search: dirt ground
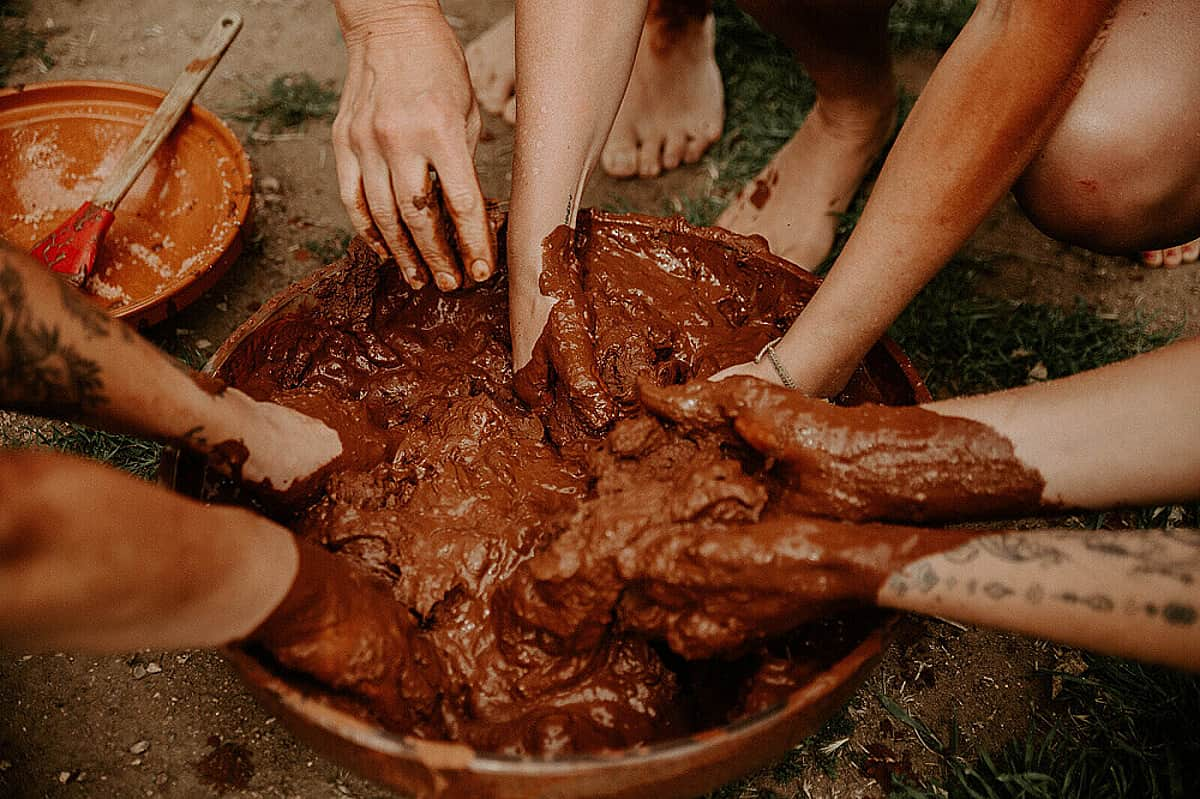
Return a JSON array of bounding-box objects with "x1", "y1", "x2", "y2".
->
[{"x1": 1, "y1": 1, "x2": 1197, "y2": 798}]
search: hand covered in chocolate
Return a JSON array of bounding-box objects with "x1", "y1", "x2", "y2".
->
[
  {"x1": 507, "y1": 417, "x2": 976, "y2": 658},
  {"x1": 640, "y1": 377, "x2": 1047, "y2": 522},
  {"x1": 247, "y1": 540, "x2": 441, "y2": 730},
  {"x1": 513, "y1": 224, "x2": 619, "y2": 433}
]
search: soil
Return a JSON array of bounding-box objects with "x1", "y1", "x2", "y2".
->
[{"x1": 0, "y1": 1, "x2": 1196, "y2": 798}]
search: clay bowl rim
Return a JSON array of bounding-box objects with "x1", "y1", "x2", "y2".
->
[
  {"x1": 0, "y1": 79, "x2": 253, "y2": 327},
  {"x1": 177, "y1": 210, "x2": 931, "y2": 777}
]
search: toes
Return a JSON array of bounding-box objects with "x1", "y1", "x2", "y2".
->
[
  {"x1": 1163, "y1": 246, "x2": 1183, "y2": 267},
  {"x1": 1182, "y1": 238, "x2": 1200, "y2": 264},
  {"x1": 662, "y1": 131, "x2": 688, "y2": 171},
  {"x1": 682, "y1": 134, "x2": 709, "y2": 165},
  {"x1": 601, "y1": 126, "x2": 640, "y2": 178},
  {"x1": 502, "y1": 95, "x2": 517, "y2": 125},
  {"x1": 474, "y1": 73, "x2": 514, "y2": 116},
  {"x1": 1141, "y1": 249, "x2": 1165, "y2": 268},
  {"x1": 637, "y1": 137, "x2": 664, "y2": 178}
]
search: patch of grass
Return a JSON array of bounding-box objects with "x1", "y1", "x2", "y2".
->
[
  {"x1": 0, "y1": 1, "x2": 53, "y2": 85},
  {"x1": 234, "y1": 72, "x2": 338, "y2": 132},
  {"x1": 889, "y1": 0, "x2": 978, "y2": 51},
  {"x1": 888, "y1": 255, "x2": 1178, "y2": 399},
  {"x1": 881, "y1": 655, "x2": 1200, "y2": 798},
  {"x1": 30, "y1": 425, "x2": 162, "y2": 480},
  {"x1": 301, "y1": 230, "x2": 353, "y2": 264}
]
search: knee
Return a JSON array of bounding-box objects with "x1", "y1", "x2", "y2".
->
[{"x1": 1016, "y1": 108, "x2": 1200, "y2": 253}]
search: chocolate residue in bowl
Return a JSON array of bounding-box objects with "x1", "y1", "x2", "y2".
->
[{"x1": 218, "y1": 210, "x2": 904, "y2": 756}]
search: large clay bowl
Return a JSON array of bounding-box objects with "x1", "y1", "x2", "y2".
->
[
  {"x1": 165, "y1": 210, "x2": 930, "y2": 799},
  {"x1": 0, "y1": 81, "x2": 252, "y2": 327}
]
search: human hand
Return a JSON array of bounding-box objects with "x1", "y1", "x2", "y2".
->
[
  {"x1": 247, "y1": 540, "x2": 440, "y2": 727},
  {"x1": 512, "y1": 227, "x2": 618, "y2": 433},
  {"x1": 332, "y1": 3, "x2": 495, "y2": 291},
  {"x1": 640, "y1": 377, "x2": 1045, "y2": 522}
]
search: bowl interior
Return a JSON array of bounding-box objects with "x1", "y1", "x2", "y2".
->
[
  {"x1": 0, "y1": 80, "x2": 252, "y2": 326},
  {"x1": 165, "y1": 210, "x2": 930, "y2": 798}
]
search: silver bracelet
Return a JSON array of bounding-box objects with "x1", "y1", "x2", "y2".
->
[{"x1": 754, "y1": 336, "x2": 797, "y2": 390}]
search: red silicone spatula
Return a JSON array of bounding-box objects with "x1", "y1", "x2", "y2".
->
[{"x1": 30, "y1": 11, "x2": 243, "y2": 286}]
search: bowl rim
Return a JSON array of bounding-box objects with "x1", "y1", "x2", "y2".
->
[{"x1": 0, "y1": 79, "x2": 253, "y2": 327}]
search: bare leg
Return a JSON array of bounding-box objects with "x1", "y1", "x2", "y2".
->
[
  {"x1": 1015, "y1": 0, "x2": 1200, "y2": 267},
  {"x1": 466, "y1": 1, "x2": 724, "y2": 177},
  {"x1": 717, "y1": 0, "x2": 898, "y2": 271}
]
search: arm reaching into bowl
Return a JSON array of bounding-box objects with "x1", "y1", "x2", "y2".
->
[
  {"x1": 711, "y1": 1, "x2": 1117, "y2": 395},
  {"x1": 643, "y1": 335, "x2": 1200, "y2": 521},
  {"x1": 504, "y1": 0, "x2": 647, "y2": 426},
  {"x1": 0, "y1": 448, "x2": 430, "y2": 720},
  {"x1": 0, "y1": 244, "x2": 341, "y2": 494},
  {"x1": 330, "y1": 0, "x2": 496, "y2": 292},
  {"x1": 515, "y1": 507, "x2": 1200, "y2": 671}
]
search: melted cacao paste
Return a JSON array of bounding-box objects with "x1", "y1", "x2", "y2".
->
[{"x1": 221, "y1": 210, "x2": 910, "y2": 755}]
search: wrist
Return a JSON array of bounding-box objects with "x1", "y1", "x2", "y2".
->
[{"x1": 335, "y1": 0, "x2": 445, "y2": 45}]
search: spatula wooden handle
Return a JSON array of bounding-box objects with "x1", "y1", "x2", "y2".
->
[{"x1": 92, "y1": 11, "x2": 243, "y2": 210}]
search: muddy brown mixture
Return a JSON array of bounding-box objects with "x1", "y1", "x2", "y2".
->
[{"x1": 220, "y1": 210, "x2": 906, "y2": 756}]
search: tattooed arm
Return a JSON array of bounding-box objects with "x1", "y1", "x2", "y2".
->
[
  {"x1": 0, "y1": 244, "x2": 340, "y2": 491},
  {"x1": 881, "y1": 527, "x2": 1200, "y2": 671}
]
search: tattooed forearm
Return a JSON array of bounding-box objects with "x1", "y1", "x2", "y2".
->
[
  {"x1": 885, "y1": 528, "x2": 1200, "y2": 632},
  {"x1": 0, "y1": 259, "x2": 108, "y2": 417}
]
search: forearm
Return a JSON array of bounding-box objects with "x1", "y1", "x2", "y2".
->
[
  {"x1": 778, "y1": 0, "x2": 1116, "y2": 394},
  {"x1": 0, "y1": 246, "x2": 212, "y2": 433},
  {"x1": 929, "y1": 335, "x2": 1200, "y2": 509},
  {"x1": 0, "y1": 450, "x2": 297, "y2": 653},
  {"x1": 507, "y1": 0, "x2": 647, "y2": 367},
  {"x1": 880, "y1": 527, "x2": 1200, "y2": 672}
]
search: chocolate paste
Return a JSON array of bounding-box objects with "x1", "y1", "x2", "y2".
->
[{"x1": 219, "y1": 210, "x2": 983, "y2": 756}]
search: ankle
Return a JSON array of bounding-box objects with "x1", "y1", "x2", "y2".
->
[{"x1": 811, "y1": 89, "x2": 898, "y2": 143}]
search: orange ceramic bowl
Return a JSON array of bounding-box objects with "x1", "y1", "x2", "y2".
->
[
  {"x1": 164, "y1": 211, "x2": 931, "y2": 799},
  {"x1": 0, "y1": 80, "x2": 252, "y2": 327}
]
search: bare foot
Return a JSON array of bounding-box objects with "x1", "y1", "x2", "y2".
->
[
  {"x1": 600, "y1": 10, "x2": 724, "y2": 178},
  {"x1": 717, "y1": 97, "x2": 897, "y2": 271},
  {"x1": 1140, "y1": 237, "x2": 1200, "y2": 268},
  {"x1": 465, "y1": 14, "x2": 517, "y2": 124},
  {"x1": 465, "y1": 9, "x2": 724, "y2": 177}
]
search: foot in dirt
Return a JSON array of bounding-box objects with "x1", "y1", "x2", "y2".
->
[
  {"x1": 465, "y1": 9, "x2": 724, "y2": 178},
  {"x1": 1140, "y1": 237, "x2": 1200, "y2": 267},
  {"x1": 716, "y1": 96, "x2": 897, "y2": 271},
  {"x1": 465, "y1": 13, "x2": 517, "y2": 124},
  {"x1": 599, "y1": 10, "x2": 724, "y2": 178}
]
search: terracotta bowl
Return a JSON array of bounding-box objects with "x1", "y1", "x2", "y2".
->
[
  {"x1": 163, "y1": 211, "x2": 930, "y2": 799},
  {"x1": 0, "y1": 80, "x2": 252, "y2": 327}
]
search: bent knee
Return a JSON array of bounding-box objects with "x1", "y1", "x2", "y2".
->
[{"x1": 1017, "y1": 125, "x2": 1200, "y2": 252}]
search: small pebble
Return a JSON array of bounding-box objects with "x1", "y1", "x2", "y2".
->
[
  {"x1": 146, "y1": 662, "x2": 162, "y2": 674},
  {"x1": 0, "y1": 759, "x2": 11, "y2": 770},
  {"x1": 130, "y1": 758, "x2": 142, "y2": 767},
  {"x1": 58, "y1": 771, "x2": 71, "y2": 784},
  {"x1": 258, "y1": 176, "x2": 281, "y2": 194},
  {"x1": 156, "y1": 773, "x2": 168, "y2": 786},
  {"x1": 195, "y1": 339, "x2": 212, "y2": 350},
  {"x1": 130, "y1": 740, "x2": 151, "y2": 755},
  {"x1": 132, "y1": 664, "x2": 148, "y2": 680}
]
